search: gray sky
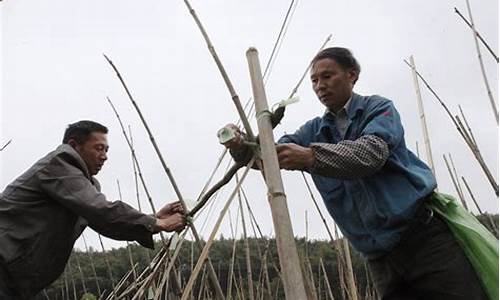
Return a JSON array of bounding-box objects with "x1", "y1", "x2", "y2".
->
[{"x1": 1, "y1": 0, "x2": 498, "y2": 252}]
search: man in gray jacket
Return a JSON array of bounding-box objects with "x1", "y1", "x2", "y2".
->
[{"x1": 0, "y1": 120, "x2": 186, "y2": 299}]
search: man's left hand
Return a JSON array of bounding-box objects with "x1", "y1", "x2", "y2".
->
[{"x1": 276, "y1": 143, "x2": 315, "y2": 171}]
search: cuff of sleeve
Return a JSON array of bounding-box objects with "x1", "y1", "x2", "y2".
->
[{"x1": 137, "y1": 216, "x2": 156, "y2": 249}]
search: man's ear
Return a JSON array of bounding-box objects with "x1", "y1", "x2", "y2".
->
[
  {"x1": 348, "y1": 69, "x2": 358, "y2": 85},
  {"x1": 67, "y1": 139, "x2": 79, "y2": 150}
]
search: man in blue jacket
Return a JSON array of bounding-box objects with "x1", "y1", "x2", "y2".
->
[{"x1": 223, "y1": 47, "x2": 486, "y2": 299}]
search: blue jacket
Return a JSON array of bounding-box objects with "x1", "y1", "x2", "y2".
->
[{"x1": 279, "y1": 93, "x2": 437, "y2": 257}]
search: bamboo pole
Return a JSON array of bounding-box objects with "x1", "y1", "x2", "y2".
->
[
  {"x1": 82, "y1": 233, "x2": 101, "y2": 296},
  {"x1": 0, "y1": 139, "x2": 12, "y2": 151},
  {"x1": 461, "y1": 176, "x2": 498, "y2": 236},
  {"x1": 181, "y1": 0, "x2": 255, "y2": 141},
  {"x1": 227, "y1": 208, "x2": 240, "y2": 300},
  {"x1": 403, "y1": 60, "x2": 499, "y2": 196},
  {"x1": 443, "y1": 154, "x2": 468, "y2": 209},
  {"x1": 103, "y1": 63, "x2": 224, "y2": 300},
  {"x1": 448, "y1": 154, "x2": 468, "y2": 210},
  {"x1": 97, "y1": 235, "x2": 115, "y2": 291},
  {"x1": 464, "y1": 0, "x2": 499, "y2": 123},
  {"x1": 73, "y1": 252, "x2": 88, "y2": 295},
  {"x1": 66, "y1": 260, "x2": 78, "y2": 300},
  {"x1": 342, "y1": 239, "x2": 358, "y2": 300},
  {"x1": 181, "y1": 161, "x2": 254, "y2": 300},
  {"x1": 409, "y1": 55, "x2": 436, "y2": 175},
  {"x1": 236, "y1": 174, "x2": 255, "y2": 300},
  {"x1": 320, "y1": 258, "x2": 335, "y2": 300},
  {"x1": 246, "y1": 47, "x2": 307, "y2": 300},
  {"x1": 454, "y1": 7, "x2": 499, "y2": 63}
]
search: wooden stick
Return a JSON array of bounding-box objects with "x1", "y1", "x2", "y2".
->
[
  {"x1": 409, "y1": 55, "x2": 436, "y2": 175},
  {"x1": 247, "y1": 47, "x2": 307, "y2": 300},
  {"x1": 464, "y1": 0, "x2": 499, "y2": 123},
  {"x1": 454, "y1": 7, "x2": 499, "y2": 63},
  {"x1": 98, "y1": 235, "x2": 115, "y2": 290},
  {"x1": 342, "y1": 239, "x2": 358, "y2": 300},
  {"x1": 226, "y1": 208, "x2": 240, "y2": 300}
]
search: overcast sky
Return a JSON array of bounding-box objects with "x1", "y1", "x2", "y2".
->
[{"x1": 1, "y1": 0, "x2": 498, "y2": 252}]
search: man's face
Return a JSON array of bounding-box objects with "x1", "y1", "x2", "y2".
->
[
  {"x1": 310, "y1": 58, "x2": 357, "y2": 112},
  {"x1": 71, "y1": 132, "x2": 109, "y2": 176}
]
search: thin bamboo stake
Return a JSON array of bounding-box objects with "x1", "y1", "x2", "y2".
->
[
  {"x1": 66, "y1": 260, "x2": 78, "y2": 300},
  {"x1": 458, "y1": 106, "x2": 478, "y2": 147},
  {"x1": 103, "y1": 61, "x2": 224, "y2": 300},
  {"x1": 0, "y1": 139, "x2": 12, "y2": 151},
  {"x1": 247, "y1": 47, "x2": 307, "y2": 300},
  {"x1": 443, "y1": 154, "x2": 468, "y2": 209},
  {"x1": 98, "y1": 235, "x2": 115, "y2": 290},
  {"x1": 82, "y1": 233, "x2": 101, "y2": 296},
  {"x1": 182, "y1": 0, "x2": 255, "y2": 141},
  {"x1": 181, "y1": 161, "x2": 254, "y2": 300},
  {"x1": 464, "y1": 0, "x2": 499, "y2": 123},
  {"x1": 415, "y1": 141, "x2": 420, "y2": 158},
  {"x1": 461, "y1": 176, "x2": 498, "y2": 236},
  {"x1": 236, "y1": 174, "x2": 255, "y2": 300},
  {"x1": 73, "y1": 252, "x2": 88, "y2": 295},
  {"x1": 454, "y1": 7, "x2": 499, "y2": 63},
  {"x1": 63, "y1": 268, "x2": 70, "y2": 300},
  {"x1": 403, "y1": 60, "x2": 499, "y2": 196},
  {"x1": 448, "y1": 154, "x2": 468, "y2": 210},
  {"x1": 409, "y1": 55, "x2": 436, "y2": 175},
  {"x1": 227, "y1": 207, "x2": 241, "y2": 300},
  {"x1": 319, "y1": 258, "x2": 335, "y2": 300}
]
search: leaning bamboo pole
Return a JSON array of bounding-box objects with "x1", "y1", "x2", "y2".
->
[
  {"x1": 448, "y1": 154, "x2": 468, "y2": 210},
  {"x1": 116, "y1": 179, "x2": 138, "y2": 282},
  {"x1": 0, "y1": 139, "x2": 12, "y2": 151},
  {"x1": 461, "y1": 176, "x2": 498, "y2": 236},
  {"x1": 319, "y1": 258, "x2": 335, "y2": 300},
  {"x1": 104, "y1": 61, "x2": 224, "y2": 300},
  {"x1": 246, "y1": 47, "x2": 307, "y2": 300},
  {"x1": 443, "y1": 154, "x2": 468, "y2": 209},
  {"x1": 454, "y1": 7, "x2": 499, "y2": 63},
  {"x1": 464, "y1": 0, "x2": 498, "y2": 123},
  {"x1": 409, "y1": 55, "x2": 436, "y2": 175},
  {"x1": 181, "y1": 161, "x2": 254, "y2": 300},
  {"x1": 66, "y1": 260, "x2": 78, "y2": 300},
  {"x1": 403, "y1": 60, "x2": 499, "y2": 196},
  {"x1": 342, "y1": 239, "x2": 358, "y2": 300},
  {"x1": 227, "y1": 208, "x2": 240, "y2": 300},
  {"x1": 236, "y1": 174, "x2": 255, "y2": 300}
]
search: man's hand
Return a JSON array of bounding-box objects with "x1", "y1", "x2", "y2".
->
[
  {"x1": 276, "y1": 143, "x2": 315, "y2": 171},
  {"x1": 154, "y1": 213, "x2": 186, "y2": 233},
  {"x1": 221, "y1": 123, "x2": 245, "y2": 150},
  {"x1": 156, "y1": 201, "x2": 184, "y2": 219},
  {"x1": 153, "y1": 201, "x2": 187, "y2": 233}
]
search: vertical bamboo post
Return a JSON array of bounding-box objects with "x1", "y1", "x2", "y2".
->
[
  {"x1": 342, "y1": 239, "x2": 358, "y2": 300},
  {"x1": 448, "y1": 154, "x2": 468, "y2": 210},
  {"x1": 246, "y1": 47, "x2": 307, "y2": 300},
  {"x1": 409, "y1": 55, "x2": 436, "y2": 175},
  {"x1": 465, "y1": 0, "x2": 498, "y2": 123}
]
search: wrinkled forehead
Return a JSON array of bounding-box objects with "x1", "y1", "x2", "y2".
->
[{"x1": 310, "y1": 58, "x2": 340, "y2": 76}]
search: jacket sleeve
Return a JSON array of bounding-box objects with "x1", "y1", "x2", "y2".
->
[{"x1": 37, "y1": 153, "x2": 156, "y2": 249}]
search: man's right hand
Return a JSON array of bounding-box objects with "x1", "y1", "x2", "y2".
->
[
  {"x1": 221, "y1": 123, "x2": 245, "y2": 150},
  {"x1": 153, "y1": 213, "x2": 186, "y2": 233}
]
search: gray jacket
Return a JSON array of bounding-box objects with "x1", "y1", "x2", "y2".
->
[{"x1": 0, "y1": 144, "x2": 156, "y2": 299}]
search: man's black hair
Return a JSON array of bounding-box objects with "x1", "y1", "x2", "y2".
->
[
  {"x1": 312, "y1": 47, "x2": 361, "y2": 83},
  {"x1": 62, "y1": 120, "x2": 108, "y2": 144}
]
